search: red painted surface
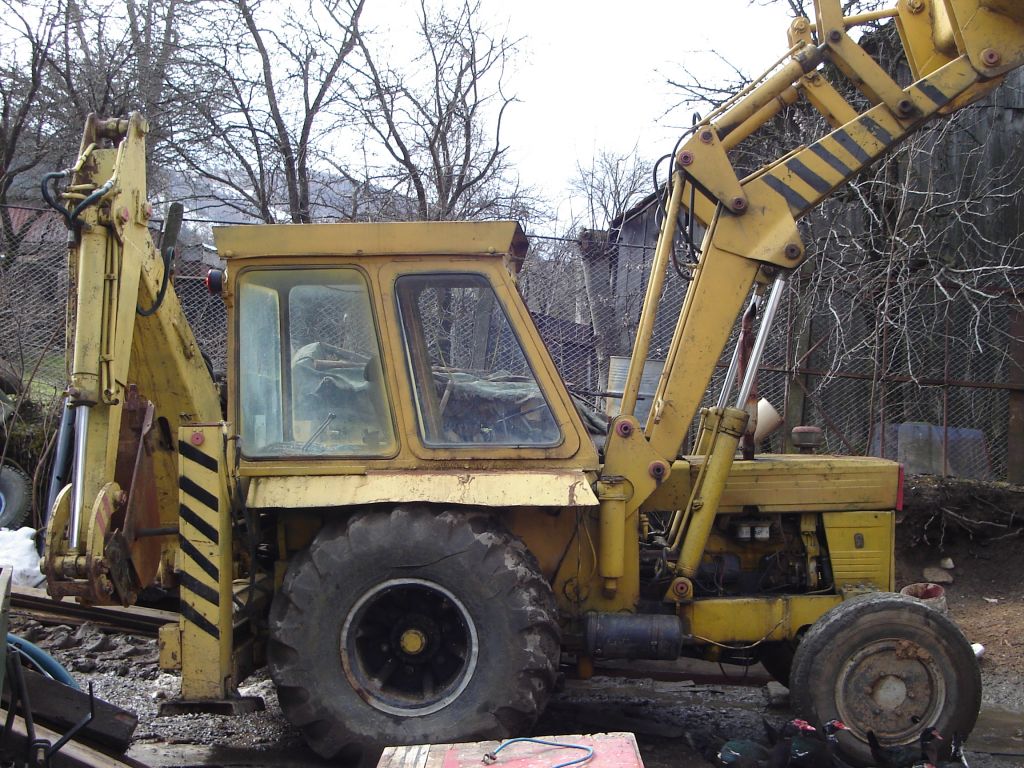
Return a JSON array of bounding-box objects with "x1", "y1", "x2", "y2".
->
[{"x1": 379, "y1": 733, "x2": 644, "y2": 768}]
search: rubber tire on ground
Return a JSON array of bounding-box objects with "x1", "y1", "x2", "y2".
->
[
  {"x1": 0, "y1": 365, "x2": 20, "y2": 396},
  {"x1": 789, "y1": 592, "x2": 981, "y2": 767},
  {"x1": 267, "y1": 506, "x2": 561, "y2": 765},
  {"x1": 0, "y1": 463, "x2": 32, "y2": 529}
]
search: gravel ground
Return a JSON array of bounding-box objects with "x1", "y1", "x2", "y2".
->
[
  {"x1": 4, "y1": 529, "x2": 1021, "y2": 767},
  {"x1": 7, "y1": 612, "x2": 1020, "y2": 768}
]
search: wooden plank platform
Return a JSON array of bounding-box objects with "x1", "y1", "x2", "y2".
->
[{"x1": 377, "y1": 732, "x2": 644, "y2": 768}]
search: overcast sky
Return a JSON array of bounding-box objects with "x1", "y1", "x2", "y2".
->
[
  {"x1": 499, "y1": 0, "x2": 798, "y2": 222},
  {"x1": 358, "y1": 0, "x2": 802, "y2": 225}
]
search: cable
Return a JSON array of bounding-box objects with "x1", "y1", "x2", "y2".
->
[
  {"x1": 483, "y1": 738, "x2": 595, "y2": 768},
  {"x1": 40, "y1": 171, "x2": 73, "y2": 227},
  {"x1": 136, "y1": 244, "x2": 174, "y2": 316}
]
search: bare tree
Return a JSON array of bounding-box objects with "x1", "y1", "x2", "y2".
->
[
  {"x1": 347, "y1": 0, "x2": 535, "y2": 221},
  {"x1": 570, "y1": 148, "x2": 652, "y2": 231},
  {"x1": 661, "y1": 10, "x2": 1024, "y2": 473},
  {"x1": 0, "y1": 2, "x2": 57, "y2": 205},
  {"x1": 164, "y1": 0, "x2": 365, "y2": 224}
]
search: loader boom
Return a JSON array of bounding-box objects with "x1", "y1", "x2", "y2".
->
[{"x1": 597, "y1": 0, "x2": 1024, "y2": 597}]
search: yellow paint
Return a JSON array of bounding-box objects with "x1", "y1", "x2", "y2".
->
[
  {"x1": 248, "y1": 470, "x2": 599, "y2": 509},
  {"x1": 822, "y1": 511, "x2": 895, "y2": 590},
  {"x1": 215, "y1": 221, "x2": 528, "y2": 261},
  {"x1": 400, "y1": 629, "x2": 427, "y2": 655},
  {"x1": 644, "y1": 454, "x2": 900, "y2": 514},
  {"x1": 177, "y1": 424, "x2": 236, "y2": 700},
  {"x1": 683, "y1": 594, "x2": 843, "y2": 643},
  {"x1": 158, "y1": 623, "x2": 182, "y2": 671}
]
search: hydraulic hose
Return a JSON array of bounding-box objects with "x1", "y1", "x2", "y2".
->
[{"x1": 7, "y1": 634, "x2": 80, "y2": 690}]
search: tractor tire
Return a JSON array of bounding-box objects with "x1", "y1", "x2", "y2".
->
[
  {"x1": 267, "y1": 506, "x2": 560, "y2": 765},
  {"x1": 0, "y1": 463, "x2": 32, "y2": 529},
  {"x1": 789, "y1": 592, "x2": 980, "y2": 767},
  {"x1": 0, "y1": 366, "x2": 20, "y2": 396}
]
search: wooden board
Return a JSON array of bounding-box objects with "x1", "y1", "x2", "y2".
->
[
  {"x1": 0, "y1": 709, "x2": 144, "y2": 768},
  {"x1": 377, "y1": 732, "x2": 644, "y2": 768},
  {"x1": 1, "y1": 668, "x2": 138, "y2": 751}
]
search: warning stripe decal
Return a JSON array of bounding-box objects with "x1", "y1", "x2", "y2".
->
[
  {"x1": 180, "y1": 602, "x2": 220, "y2": 640},
  {"x1": 178, "y1": 439, "x2": 218, "y2": 473},
  {"x1": 179, "y1": 503, "x2": 219, "y2": 545},
  {"x1": 179, "y1": 535, "x2": 219, "y2": 583},
  {"x1": 180, "y1": 475, "x2": 218, "y2": 513}
]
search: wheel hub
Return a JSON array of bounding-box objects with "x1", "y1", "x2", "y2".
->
[
  {"x1": 836, "y1": 639, "x2": 944, "y2": 742},
  {"x1": 399, "y1": 627, "x2": 427, "y2": 656},
  {"x1": 340, "y1": 578, "x2": 479, "y2": 716}
]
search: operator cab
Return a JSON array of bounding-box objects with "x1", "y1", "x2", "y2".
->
[{"x1": 213, "y1": 221, "x2": 599, "y2": 473}]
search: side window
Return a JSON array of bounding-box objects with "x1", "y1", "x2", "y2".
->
[
  {"x1": 395, "y1": 273, "x2": 561, "y2": 447},
  {"x1": 238, "y1": 281, "x2": 283, "y2": 450},
  {"x1": 237, "y1": 269, "x2": 395, "y2": 458},
  {"x1": 288, "y1": 282, "x2": 394, "y2": 455}
]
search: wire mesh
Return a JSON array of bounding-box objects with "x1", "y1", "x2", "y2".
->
[{"x1": 1, "y1": 204, "x2": 1020, "y2": 482}]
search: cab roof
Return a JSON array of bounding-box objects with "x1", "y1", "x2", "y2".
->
[{"x1": 213, "y1": 221, "x2": 528, "y2": 263}]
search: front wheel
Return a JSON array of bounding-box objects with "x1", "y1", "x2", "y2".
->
[
  {"x1": 790, "y1": 592, "x2": 980, "y2": 767},
  {"x1": 268, "y1": 506, "x2": 560, "y2": 765}
]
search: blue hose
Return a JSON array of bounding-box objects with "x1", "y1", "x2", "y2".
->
[
  {"x1": 484, "y1": 737, "x2": 595, "y2": 768},
  {"x1": 7, "y1": 634, "x2": 80, "y2": 690}
]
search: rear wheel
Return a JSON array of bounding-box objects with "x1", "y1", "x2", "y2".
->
[
  {"x1": 268, "y1": 506, "x2": 560, "y2": 765},
  {"x1": 790, "y1": 592, "x2": 980, "y2": 766},
  {"x1": 0, "y1": 464, "x2": 32, "y2": 529}
]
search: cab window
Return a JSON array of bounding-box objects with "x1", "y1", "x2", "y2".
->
[
  {"x1": 237, "y1": 268, "x2": 395, "y2": 457},
  {"x1": 395, "y1": 273, "x2": 561, "y2": 447}
]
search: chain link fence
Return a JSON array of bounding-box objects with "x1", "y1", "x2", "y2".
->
[
  {"x1": 520, "y1": 227, "x2": 1023, "y2": 483},
  {"x1": 2, "y1": 204, "x2": 1021, "y2": 482}
]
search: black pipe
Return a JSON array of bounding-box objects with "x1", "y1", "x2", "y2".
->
[{"x1": 44, "y1": 399, "x2": 74, "y2": 528}]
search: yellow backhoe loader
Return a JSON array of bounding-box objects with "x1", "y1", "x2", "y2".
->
[{"x1": 41, "y1": 1, "x2": 1024, "y2": 764}]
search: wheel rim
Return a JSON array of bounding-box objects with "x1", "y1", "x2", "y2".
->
[
  {"x1": 835, "y1": 638, "x2": 945, "y2": 743},
  {"x1": 340, "y1": 577, "x2": 479, "y2": 716}
]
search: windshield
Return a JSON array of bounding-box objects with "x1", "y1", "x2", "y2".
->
[{"x1": 237, "y1": 268, "x2": 396, "y2": 458}]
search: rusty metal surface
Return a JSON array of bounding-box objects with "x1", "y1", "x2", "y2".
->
[{"x1": 9, "y1": 585, "x2": 174, "y2": 637}]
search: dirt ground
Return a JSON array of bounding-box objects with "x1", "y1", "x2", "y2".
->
[{"x1": 6, "y1": 476, "x2": 1024, "y2": 767}]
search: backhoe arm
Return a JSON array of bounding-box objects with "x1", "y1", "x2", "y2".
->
[
  {"x1": 598, "y1": 0, "x2": 1024, "y2": 596},
  {"x1": 43, "y1": 114, "x2": 223, "y2": 605}
]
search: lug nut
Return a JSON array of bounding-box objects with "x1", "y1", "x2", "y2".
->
[
  {"x1": 648, "y1": 461, "x2": 669, "y2": 480},
  {"x1": 982, "y1": 48, "x2": 1001, "y2": 67}
]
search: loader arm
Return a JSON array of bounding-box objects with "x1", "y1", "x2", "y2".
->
[
  {"x1": 597, "y1": 0, "x2": 1024, "y2": 595},
  {"x1": 43, "y1": 114, "x2": 223, "y2": 606}
]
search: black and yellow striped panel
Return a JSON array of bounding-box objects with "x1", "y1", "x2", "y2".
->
[
  {"x1": 759, "y1": 62, "x2": 966, "y2": 219},
  {"x1": 178, "y1": 438, "x2": 223, "y2": 641}
]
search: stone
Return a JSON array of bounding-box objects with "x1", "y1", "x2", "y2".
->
[
  {"x1": 923, "y1": 566, "x2": 954, "y2": 584},
  {"x1": 765, "y1": 680, "x2": 790, "y2": 708}
]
